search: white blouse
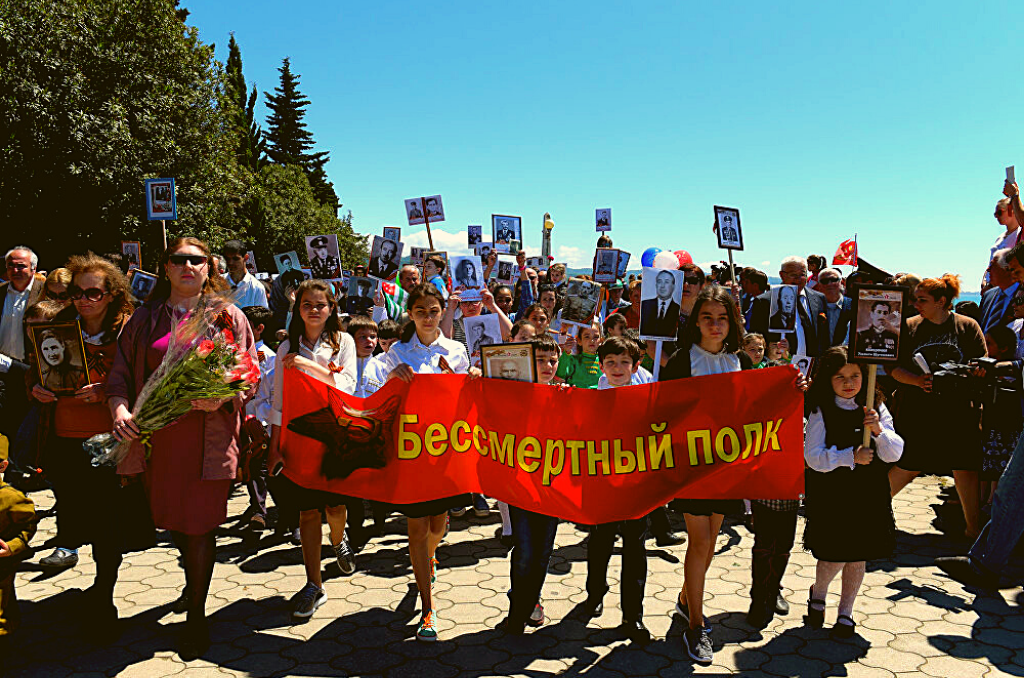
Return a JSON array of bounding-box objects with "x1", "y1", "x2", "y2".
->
[
  {"x1": 354, "y1": 354, "x2": 388, "y2": 397},
  {"x1": 689, "y1": 344, "x2": 742, "y2": 377},
  {"x1": 383, "y1": 333, "x2": 470, "y2": 376},
  {"x1": 271, "y1": 332, "x2": 357, "y2": 425},
  {"x1": 804, "y1": 396, "x2": 903, "y2": 472}
]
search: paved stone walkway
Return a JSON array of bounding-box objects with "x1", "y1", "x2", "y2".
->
[{"x1": 4, "y1": 476, "x2": 1022, "y2": 677}]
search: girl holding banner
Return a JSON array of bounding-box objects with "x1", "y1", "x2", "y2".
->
[{"x1": 383, "y1": 284, "x2": 474, "y2": 642}]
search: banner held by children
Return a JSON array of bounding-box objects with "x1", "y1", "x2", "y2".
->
[{"x1": 279, "y1": 367, "x2": 805, "y2": 524}]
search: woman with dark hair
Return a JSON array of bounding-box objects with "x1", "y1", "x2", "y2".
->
[
  {"x1": 888, "y1": 274, "x2": 987, "y2": 540},
  {"x1": 29, "y1": 252, "x2": 135, "y2": 637},
  {"x1": 267, "y1": 279, "x2": 357, "y2": 619},
  {"x1": 382, "y1": 283, "x2": 474, "y2": 642},
  {"x1": 106, "y1": 237, "x2": 255, "y2": 659}
]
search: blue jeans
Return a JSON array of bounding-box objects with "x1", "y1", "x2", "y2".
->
[
  {"x1": 507, "y1": 506, "x2": 560, "y2": 625},
  {"x1": 970, "y1": 430, "x2": 1024, "y2": 576}
]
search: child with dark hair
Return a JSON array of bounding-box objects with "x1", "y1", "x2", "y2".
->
[
  {"x1": 603, "y1": 312, "x2": 627, "y2": 338},
  {"x1": 803, "y1": 346, "x2": 903, "y2": 638},
  {"x1": 579, "y1": 337, "x2": 650, "y2": 643},
  {"x1": 376, "y1": 319, "x2": 401, "y2": 355},
  {"x1": 556, "y1": 321, "x2": 603, "y2": 388},
  {"x1": 241, "y1": 305, "x2": 276, "y2": 533},
  {"x1": 500, "y1": 334, "x2": 563, "y2": 635}
]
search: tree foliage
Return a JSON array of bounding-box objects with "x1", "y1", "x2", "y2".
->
[
  {"x1": 225, "y1": 34, "x2": 266, "y2": 175},
  {"x1": 264, "y1": 58, "x2": 339, "y2": 211}
]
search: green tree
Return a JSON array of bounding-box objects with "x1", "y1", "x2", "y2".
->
[
  {"x1": 251, "y1": 165, "x2": 366, "y2": 271},
  {"x1": 0, "y1": 0, "x2": 246, "y2": 263},
  {"x1": 225, "y1": 34, "x2": 266, "y2": 174},
  {"x1": 264, "y1": 58, "x2": 339, "y2": 211}
]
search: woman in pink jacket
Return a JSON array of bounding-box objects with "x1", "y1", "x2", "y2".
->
[{"x1": 107, "y1": 237, "x2": 255, "y2": 660}]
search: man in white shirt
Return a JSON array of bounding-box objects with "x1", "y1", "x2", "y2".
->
[
  {"x1": 984, "y1": 198, "x2": 1021, "y2": 290},
  {"x1": 0, "y1": 246, "x2": 43, "y2": 439},
  {"x1": 223, "y1": 240, "x2": 268, "y2": 309}
]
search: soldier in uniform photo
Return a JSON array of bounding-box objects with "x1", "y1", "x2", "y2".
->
[
  {"x1": 858, "y1": 300, "x2": 898, "y2": 356},
  {"x1": 308, "y1": 235, "x2": 340, "y2": 279}
]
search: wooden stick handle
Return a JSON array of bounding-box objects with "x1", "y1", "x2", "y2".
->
[{"x1": 862, "y1": 364, "x2": 877, "y2": 447}]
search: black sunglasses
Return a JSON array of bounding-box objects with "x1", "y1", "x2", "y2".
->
[
  {"x1": 168, "y1": 254, "x2": 208, "y2": 266},
  {"x1": 683, "y1": 276, "x2": 702, "y2": 285},
  {"x1": 69, "y1": 286, "x2": 110, "y2": 302}
]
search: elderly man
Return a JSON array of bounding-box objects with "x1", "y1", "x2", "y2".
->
[
  {"x1": 0, "y1": 247, "x2": 43, "y2": 440},
  {"x1": 980, "y1": 249, "x2": 1018, "y2": 333},
  {"x1": 750, "y1": 256, "x2": 827, "y2": 358},
  {"x1": 816, "y1": 267, "x2": 854, "y2": 346},
  {"x1": 223, "y1": 240, "x2": 268, "y2": 309}
]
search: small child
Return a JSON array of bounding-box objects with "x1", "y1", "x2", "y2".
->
[
  {"x1": 348, "y1": 316, "x2": 387, "y2": 397},
  {"x1": 742, "y1": 333, "x2": 772, "y2": 368},
  {"x1": 376, "y1": 319, "x2": 401, "y2": 354},
  {"x1": 603, "y1": 313, "x2": 627, "y2": 338},
  {"x1": 581, "y1": 336, "x2": 650, "y2": 643},
  {"x1": 803, "y1": 346, "x2": 903, "y2": 638},
  {"x1": 423, "y1": 255, "x2": 449, "y2": 302},
  {"x1": 509, "y1": 319, "x2": 537, "y2": 342},
  {"x1": 0, "y1": 433, "x2": 37, "y2": 643},
  {"x1": 242, "y1": 305, "x2": 276, "y2": 532},
  {"x1": 501, "y1": 334, "x2": 563, "y2": 634},
  {"x1": 556, "y1": 321, "x2": 603, "y2": 388}
]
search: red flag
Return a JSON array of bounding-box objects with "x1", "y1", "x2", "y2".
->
[{"x1": 833, "y1": 238, "x2": 857, "y2": 266}]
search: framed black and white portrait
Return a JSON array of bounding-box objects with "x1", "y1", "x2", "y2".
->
[
  {"x1": 849, "y1": 284, "x2": 904, "y2": 364},
  {"x1": 638, "y1": 266, "x2": 684, "y2": 341},
  {"x1": 475, "y1": 242, "x2": 494, "y2": 260},
  {"x1": 494, "y1": 256, "x2": 517, "y2": 285},
  {"x1": 127, "y1": 268, "x2": 158, "y2": 302},
  {"x1": 561, "y1": 278, "x2": 603, "y2": 326},
  {"x1": 616, "y1": 250, "x2": 631, "y2": 280},
  {"x1": 768, "y1": 284, "x2": 799, "y2": 333},
  {"x1": 145, "y1": 178, "x2": 176, "y2": 220},
  {"x1": 463, "y1": 314, "x2": 503, "y2": 367},
  {"x1": 481, "y1": 343, "x2": 536, "y2": 383},
  {"x1": 596, "y1": 208, "x2": 612, "y2": 232},
  {"x1": 714, "y1": 205, "x2": 743, "y2": 251},
  {"x1": 305, "y1": 234, "x2": 342, "y2": 280},
  {"x1": 450, "y1": 255, "x2": 484, "y2": 302},
  {"x1": 593, "y1": 248, "x2": 619, "y2": 284},
  {"x1": 30, "y1": 320, "x2": 89, "y2": 395},
  {"x1": 492, "y1": 214, "x2": 522, "y2": 246},
  {"x1": 345, "y1": 276, "x2": 380, "y2": 317},
  {"x1": 792, "y1": 354, "x2": 815, "y2": 377},
  {"x1": 367, "y1": 235, "x2": 404, "y2": 281},
  {"x1": 383, "y1": 227, "x2": 401, "y2": 243},
  {"x1": 410, "y1": 247, "x2": 428, "y2": 266},
  {"x1": 467, "y1": 225, "x2": 482, "y2": 247},
  {"x1": 121, "y1": 241, "x2": 141, "y2": 270},
  {"x1": 274, "y1": 250, "x2": 301, "y2": 275}
]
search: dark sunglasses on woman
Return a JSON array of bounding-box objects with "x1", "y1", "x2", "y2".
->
[
  {"x1": 69, "y1": 287, "x2": 110, "y2": 302},
  {"x1": 168, "y1": 254, "x2": 208, "y2": 267}
]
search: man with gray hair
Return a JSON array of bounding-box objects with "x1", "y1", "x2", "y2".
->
[
  {"x1": 0, "y1": 246, "x2": 43, "y2": 441},
  {"x1": 750, "y1": 255, "x2": 828, "y2": 358},
  {"x1": 980, "y1": 248, "x2": 1018, "y2": 333},
  {"x1": 816, "y1": 267, "x2": 854, "y2": 346}
]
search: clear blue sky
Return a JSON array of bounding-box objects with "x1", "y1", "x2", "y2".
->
[{"x1": 187, "y1": 1, "x2": 1019, "y2": 291}]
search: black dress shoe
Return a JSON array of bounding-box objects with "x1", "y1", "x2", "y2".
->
[
  {"x1": 746, "y1": 599, "x2": 773, "y2": 629},
  {"x1": 774, "y1": 590, "x2": 790, "y2": 615},
  {"x1": 654, "y1": 531, "x2": 685, "y2": 547},
  {"x1": 580, "y1": 596, "x2": 604, "y2": 618},
  {"x1": 178, "y1": 618, "x2": 210, "y2": 661},
  {"x1": 620, "y1": 619, "x2": 650, "y2": 643}
]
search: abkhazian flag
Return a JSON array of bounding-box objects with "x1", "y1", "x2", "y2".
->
[
  {"x1": 832, "y1": 238, "x2": 857, "y2": 266},
  {"x1": 381, "y1": 281, "x2": 407, "y2": 319}
]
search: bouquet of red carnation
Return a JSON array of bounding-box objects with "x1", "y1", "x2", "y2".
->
[{"x1": 85, "y1": 297, "x2": 259, "y2": 467}]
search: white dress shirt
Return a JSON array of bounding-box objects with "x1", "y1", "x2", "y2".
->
[
  {"x1": 689, "y1": 344, "x2": 742, "y2": 376},
  {"x1": 383, "y1": 333, "x2": 470, "y2": 375},
  {"x1": 354, "y1": 354, "x2": 388, "y2": 397},
  {"x1": 804, "y1": 397, "x2": 903, "y2": 472},
  {"x1": 271, "y1": 332, "x2": 357, "y2": 425},
  {"x1": 0, "y1": 278, "x2": 34, "y2": 360},
  {"x1": 227, "y1": 271, "x2": 269, "y2": 309}
]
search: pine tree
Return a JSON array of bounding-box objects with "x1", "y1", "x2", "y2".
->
[
  {"x1": 225, "y1": 34, "x2": 266, "y2": 173},
  {"x1": 264, "y1": 58, "x2": 339, "y2": 210}
]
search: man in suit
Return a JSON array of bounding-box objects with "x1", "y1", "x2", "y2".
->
[
  {"x1": 0, "y1": 247, "x2": 43, "y2": 441},
  {"x1": 980, "y1": 249, "x2": 1019, "y2": 333},
  {"x1": 367, "y1": 239, "x2": 400, "y2": 280},
  {"x1": 640, "y1": 270, "x2": 681, "y2": 338},
  {"x1": 750, "y1": 256, "x2": 828, "y2": 358},
  {"x1": 817, "y1": 267, "x2": 854, "y2": 346}
]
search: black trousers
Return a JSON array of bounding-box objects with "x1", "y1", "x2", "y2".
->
[
  {"x1": 586, "y1": 518, "x2": 648, "y2": 621},
  {"x1": 750, "y1": 502, "x2": 798, "y2": 604}
]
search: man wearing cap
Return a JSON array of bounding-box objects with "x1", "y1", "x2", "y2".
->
[
  {"x1": 0, "y1": 433, "x2": 37, "y2": 640},
  {"x1": 597, "y1": 280, "x2": 630, "y2": 324},
  {"x1": 309, "y1": 236, "x2": 341, "y2": 280}
]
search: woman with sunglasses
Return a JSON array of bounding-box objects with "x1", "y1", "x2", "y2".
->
[
  {"x1": 383, "y1": 283, "x2": 475, "y2": 642},
  {"x1": 28, "y1": 253, "x2": 134, "y2": 639},
  {"x1": 107, "y1": 237, "x2": 256, "y2": 659},
  {"x1": 38, "y1": 267, "x2": 72, "y2": 304}
]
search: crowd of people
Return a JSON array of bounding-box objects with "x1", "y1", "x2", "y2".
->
[{"x1": 0, "y1": 180, "x2": 1022, "y2": 666}]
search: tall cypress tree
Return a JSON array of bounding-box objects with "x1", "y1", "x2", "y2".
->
[
  {"x1": 264, "y1": 58, "x2": 339, "y2": 210},
  {"x1": 225, "y1": 34, "x2": 266, "y2": 173}
]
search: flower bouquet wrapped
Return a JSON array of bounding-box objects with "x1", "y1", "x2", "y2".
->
[{"x1": 85, "y1": 297, "x2": 260, "y2": 467}]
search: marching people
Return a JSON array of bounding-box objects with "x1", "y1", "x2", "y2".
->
[
  {"x1": 803, "y1": 347, "x2": 903, "y2": 638},
  {"x1": 107, "y1": 237, "x2": 257, "y2": 659}
]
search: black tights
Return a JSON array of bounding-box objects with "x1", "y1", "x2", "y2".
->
[{"x1": 172, "y1": 531, "x2": 216, "y2": 625}]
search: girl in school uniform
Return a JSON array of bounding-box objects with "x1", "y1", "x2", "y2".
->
[
  {"x1": 803, "y1": 346, "x2": 903, "y2": 638},
  {"x1": 383, "y1": 284, "x2": 474, "y2": 641}
]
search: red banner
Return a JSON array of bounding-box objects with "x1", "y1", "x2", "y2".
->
[{"x1": 280, "y1": 367, "x2": 805, "y2": 524}]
